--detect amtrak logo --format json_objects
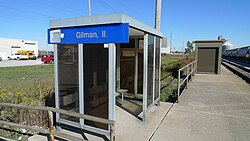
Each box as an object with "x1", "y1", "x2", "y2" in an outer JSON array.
[{"x1": 50, "y1": 29, "x2": 63, "y2": 43}]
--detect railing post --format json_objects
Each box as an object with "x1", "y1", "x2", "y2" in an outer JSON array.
[
  {"x1": 177, "y1": 70, "x2": 180, "y2": 103},
  {"x1": 48, "y1": 110, "x2": 54, "y2": 141},
  {"x1": 110, "y1": 123, "x2": 115, "y2": 141},
  {"x1": 186, "y1": 67, "x2": 188, "y2": 89}
]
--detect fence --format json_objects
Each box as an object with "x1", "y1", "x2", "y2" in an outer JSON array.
[
  {"x1": 177, "y1": 60, "x2": 196, "y2": 102},
  {"x1": 0, "y1": 102, "x2": 115, "y2": 141}
]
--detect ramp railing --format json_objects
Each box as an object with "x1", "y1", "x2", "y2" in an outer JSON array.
[
  {"x1": 0, "y1": 102, "x2": 115, "y2": 141},
  {"x1": 177, "y1": 60, "x2": 196, "y2": 102}
]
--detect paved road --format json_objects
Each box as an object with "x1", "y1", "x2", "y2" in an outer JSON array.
[
  {"x1": 151, "y1": 66, "x2": 250, "y2": 141},
  {"x1": 0, "y1": 59, "x2": 44, "y2": 67}
]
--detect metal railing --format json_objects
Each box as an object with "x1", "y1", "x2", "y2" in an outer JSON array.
[
  {"x1": 177, "y1": 60, "x2": 196, "y2": 103},
  {"x1": 0, "y1": 102, "x2": 115, "y2": 141}
]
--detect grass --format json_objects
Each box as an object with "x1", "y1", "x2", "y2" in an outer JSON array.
[
  {"x1": 0, "y1": 65, "x2": 54, "y2": 90},
  {"x1": 0, "y1": 64, "x2": 55, "y2": 140},
  {"x1": 160, "y1": 55, "x2": 195, "y2": 102},
  {"x1": 161, "y1": 56, "x2": 182, "y2": 65}
]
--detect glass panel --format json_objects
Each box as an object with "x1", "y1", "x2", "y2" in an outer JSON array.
[
  {"x1": 147, "y1": 35, "x2": 154, "y2": 107},
  {"x1": 118, "y1": 38, "x2": 143, "y2": 117},
  {"x1": 120, "y1": 38, "x2": 135, "y2": 93},
  {"x1": 138, "y1": 40, "x2": 144, "y2": 94},
  {"x1": 58, "y1": 44, "x2": 79, "y2": 122},
  {"x1": 154, "y1": 37, "x2": 160, "y2": 100},
  {"x1": 83, "y1": 44, "x2": 108, "y2": 130}
]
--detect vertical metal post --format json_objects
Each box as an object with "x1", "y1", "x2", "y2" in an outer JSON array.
[
  {"x1": 79, "y1": 44, "x2": 84, "y2": 128},
  {"x1": 110, "y1": 123, "x2": 115, "y2": 141},
  {"x1": 177, "y1": 70, "x2": 180, "y2": 103},
  {"x1": 186, "y1": 66, "x2": 188, "y2": 89},
  {"x1": 109, "y1": 43, "x2": 116, "y2": 121},
  {"x1": 193, "y1": 61, "x2": 195, "y2": 76},
  {"x1": 48, "y1": 110, "x2": 54, "y2": 141},
  {"x1": 54, "y1": 45, "x2": 59, "y2": 124},
  {"x1": 143, "y1": 34, "x2": 148, "y2": 121}
]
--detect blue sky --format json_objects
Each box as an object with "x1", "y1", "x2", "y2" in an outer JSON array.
[{"x1": 0, "y1": 0, "x2": 249, "y2": 51}]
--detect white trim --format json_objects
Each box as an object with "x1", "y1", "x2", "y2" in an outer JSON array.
[
  {"x1": 79, "y1": 44, "x2": 84, "y2": 127},
  {"x1": 54, "y1": 44, "x2": 59, "y2": 123},
  {"x1": 109, "y1": 43, "x2": 116, "y2": 121},
  {"x1": 142, "y1": 34, "x2": 148, "y2": 121}
]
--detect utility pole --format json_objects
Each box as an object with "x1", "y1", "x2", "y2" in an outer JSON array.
[
  {"x1": 88, "y1": 0, "x2": 91, "y2": 16},
  {"x1": 155, "y1": 0, "x2": 162, "y2": 30}
]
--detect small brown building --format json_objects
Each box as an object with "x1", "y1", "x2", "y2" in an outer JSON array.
[{"x1": 194, "y1": 40, "x2": 223, "y2": 74}]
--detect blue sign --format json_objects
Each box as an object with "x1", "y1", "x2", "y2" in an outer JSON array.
[{"x1": 48, "y1": 23, "x2": 129, "y2": 44}]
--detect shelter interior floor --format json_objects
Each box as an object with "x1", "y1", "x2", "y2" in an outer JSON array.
[{"x1": 116, "y1": 94, "x2": 143, "y2": 119}]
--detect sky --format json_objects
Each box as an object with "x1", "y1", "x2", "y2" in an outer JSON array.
[{"x1": 0, "y1": 0, "x2": 249, "y2": 51}]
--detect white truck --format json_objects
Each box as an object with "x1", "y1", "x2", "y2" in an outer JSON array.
[{"x1": 8, "y1": 53, "x2": 21, "y2": 60}]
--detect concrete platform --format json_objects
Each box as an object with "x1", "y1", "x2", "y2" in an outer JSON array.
[{"x1": 151, "y1": 65, "x2": 250, "y2": 141}]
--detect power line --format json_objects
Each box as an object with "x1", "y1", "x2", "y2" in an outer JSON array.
[
  {"x1": 0, "y1": 4, "x2": 56, "y2": 19},
  {"x1": 0, "y1": 14, "x2": 47, "y2": 24},
  {"x1": 94, "y1": 0, "x2": 118, "y2": 13},
  {"x1": 29, "y1": 0, "x2": 86, "y2": 16},
  {"x1": 116, "y1": 0, "x2": 153, "y2": 23},
  {"x1": 42, "y1": 0, "x2": 88, "y2": 15}
]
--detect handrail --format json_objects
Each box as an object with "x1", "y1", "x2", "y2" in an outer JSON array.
[
  {"x1": 0, "y1": 102, "x2": 115, "y2": 141},
  {"x1": 177, "y1": 60, "x2": 196, "y2": 103}
]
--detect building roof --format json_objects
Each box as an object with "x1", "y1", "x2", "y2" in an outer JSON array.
[
  {"x1": 50, "y1": 13, "x2": 163, "y2": 37},
  {"x1": 194, "y1": 40, "x2": 224, "y2": 43}
]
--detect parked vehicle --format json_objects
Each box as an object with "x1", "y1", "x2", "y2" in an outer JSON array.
[
  {"x1": 18, "y1": 50, "x2": 36, "y2": 60},
  {"x1": 8, "y1": 53, "x2": 21, "y2": 60},
  {"x1": 41, "y1": 54, "x2": 54, "y2": 63}
]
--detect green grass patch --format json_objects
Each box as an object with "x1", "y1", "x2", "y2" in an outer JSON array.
[
  {"x1": 0, "y1": 65, "x2": 54, "y2": 90},
  {"x1": 161, "y1": 56, "x2": 182, "y2": 65},
  {"x1": 160, "y1": 55, "x2": 195, "y2": 102}
]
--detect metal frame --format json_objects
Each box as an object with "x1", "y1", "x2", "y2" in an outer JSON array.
[
  {"x1": 79, "y1": 44, "x2": 84, "y2": 128},
  {"x1": 142, "y1": 34, "x2": 148, "y2": 121},
  {"x1": 55, "y1": 44, "x2": 81, "y2": 128},
  {"x1": 55, "y1": 43, "x2": 116, "y2": 137},
  {"x1": 108, "y1": 43, "x2": 116, "y2": 121},
  {"x1": 177, "y1": 60, "x2": 197, "y2": 103},
  {"x1": 54, "y1": 44, "x2": 59, "y2": 123}
]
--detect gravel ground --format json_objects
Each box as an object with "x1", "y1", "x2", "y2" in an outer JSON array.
[{"x1": 0, "y1": 59, "x2": 44, "y2": 68}]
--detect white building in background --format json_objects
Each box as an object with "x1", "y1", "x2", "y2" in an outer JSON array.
[
  {"x1": 0, "y1": 38, "x2": 38, "y2": 60},
  {"x1": 161, "y1": 37, "x2": 170, "y2": 54},
  {"x1": 161, "y1": 47, "x2": 170, "y2": 54}
]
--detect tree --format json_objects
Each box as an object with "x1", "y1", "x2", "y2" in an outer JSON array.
[{"x1": 185, "y1": 41, "x2": 194, "y2": 54}]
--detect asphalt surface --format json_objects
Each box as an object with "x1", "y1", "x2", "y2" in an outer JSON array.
[
  {"x1": 0, "y1": 59, "x2": 44, "y2": 67},
  {"x1": 151, "y1": 65, "x2": 250, "y2": 141}
]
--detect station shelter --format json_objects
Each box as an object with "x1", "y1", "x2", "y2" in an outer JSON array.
[{"x1": 48, "y1": 13, "x2": 163, "y2": 136}]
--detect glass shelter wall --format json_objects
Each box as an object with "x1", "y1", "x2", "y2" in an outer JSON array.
[
  {"x1": 147, "y1": 35, "x2": 154, "y2": 107},
  {"x1": 57, "y1": 44, "x2": 79, "y2": 122},
  {"x1": 154, "y1": 37, "x2": 160, "y2": 100},
  {"x1": 83, "y1": 44, "x2": 109, "y2": 130}
]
